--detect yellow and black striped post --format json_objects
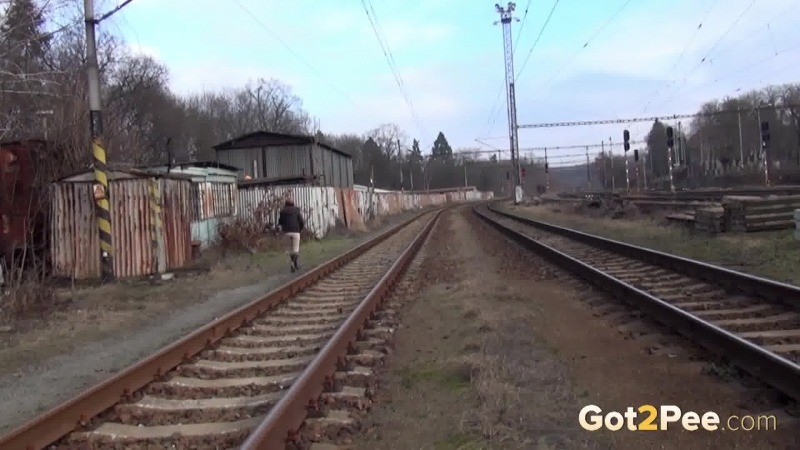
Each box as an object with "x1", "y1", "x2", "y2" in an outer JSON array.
[
  {"x1": 92, "y1": 138, "x2": 114, "y2": 281},
  {"x1": 85, "y1": 3, "x2": 114, "y2": 281}
]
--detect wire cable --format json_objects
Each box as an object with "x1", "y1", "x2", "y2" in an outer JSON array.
[
  {"x1": 515, "y1": 0, "x2": 560, "y2": 82},
  {"x1": 360, "y1": 0, "x2": 425, "y2": 136},
  {"x1": 234, "y1": 0, "x2": 363, "y2": 114}
]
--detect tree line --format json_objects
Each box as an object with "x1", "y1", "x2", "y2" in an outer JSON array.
[
  {"x1": 1, "y1": 0, "x2": 510, "y2": 194},
  {"x1": 587, "y1": 83, "x2": 800, "y2": 190}
]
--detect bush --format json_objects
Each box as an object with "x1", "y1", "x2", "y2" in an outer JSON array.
[
  {"x1": 218, "y1": 199, "x2": 283, "y2": 254},
  {"x1": 0, "y1": 278, "x2": 57, "y2": 321}
]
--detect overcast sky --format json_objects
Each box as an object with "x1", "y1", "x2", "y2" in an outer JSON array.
[{"x1": 110, "y1": 0, "x2": 800, "y2": 166}]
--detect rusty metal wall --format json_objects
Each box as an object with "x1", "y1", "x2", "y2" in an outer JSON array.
[
  {"x1": 50, "y1": 183, "x2": 99, "y2": 279},
  {"x1": 161, "y1": 179, "x2": 193, "y2": 270},
  {"x1": 50, "y1": 177, "x2": 193, "y2": 280},
  {"x1": 194, "y1": 182, "x2": 238, "y2": 221}
]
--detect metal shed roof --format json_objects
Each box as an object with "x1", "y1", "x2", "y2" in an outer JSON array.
[
  {"x1": 58, "y1": 168, "x2": 193, "y2": 183},
  {"x1": 237, "y1": 175, "x2": 318, "y2": 188},
  {"x1": 213, "y1": 131, "x2": 352, "y2": 159},
  {"x1": 143, "y1": 162, "x2": 239, "y2": 184}
]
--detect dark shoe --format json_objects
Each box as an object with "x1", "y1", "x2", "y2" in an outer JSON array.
[{"x1": 290, "y1": 254, "x2": 299, "y2": 272}]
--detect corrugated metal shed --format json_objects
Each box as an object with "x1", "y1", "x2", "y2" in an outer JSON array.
[
  {"x1": 213, "y1": 131, "x2": 354, "y2": 188},
  {"x1": 144, "y1": 162, "x2": 239, "y2": 249},
  {"x1": 50, "y1": 169, "x2": 193, "y2": 280}
]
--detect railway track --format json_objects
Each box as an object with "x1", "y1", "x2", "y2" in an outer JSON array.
[
  {"x1": 475, "y1": 203, "x2": 800, "y2": 402},
  {"x1": 0, "y1": 208, "x2": 442, "y2": 450}
]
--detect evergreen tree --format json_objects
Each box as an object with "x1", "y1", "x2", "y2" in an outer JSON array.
[
  {"x1": 645, "y1": 120, "x2": 669, "y2": 177},
  {"x1": 430, "y1": 131, "x2": 453, "y2": 159},
  {"x1": 0, "y1": 0, "x2": 50, "y2": 67}
]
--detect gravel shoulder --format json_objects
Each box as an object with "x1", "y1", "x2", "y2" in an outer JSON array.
[
  {"x1": 0, "y1": 208, "x2": 429, "y2": 435},
  {"x1": 353, "y1": 205, "x2": 799, "y2": 449}
]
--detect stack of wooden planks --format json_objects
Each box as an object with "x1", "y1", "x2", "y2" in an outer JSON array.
[
  {"x1": 794, "y1": 209, "x2": 800, "y2": 240},
  {"x1": 695, "y1": 206, "x2": 726, "y2": 234},
  {"x1": 722, "y1": 195, "x2": 800, "y2": 232}
]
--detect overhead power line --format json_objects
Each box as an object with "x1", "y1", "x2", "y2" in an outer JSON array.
[
  {"x1": 360, "y1": 0, "x2": 425, "y2": 136},
  {"x1": 512, "y1": 0, "x2": 532, "y2": 54},
  {"x1": 518, "y1": 103, "x2": 800, "y2": 129},
  {"x1": 234, "y1": 1, "x2": 364, "y2": 114},
  {"x1": 650, "y1": 0, "x2": 756, "y2": 111},
  {"x1": 525, "y1": 0, "x2": 635, "y2": 97},
  {"x1": 485, "y1": 0, "x2": 560, "y2": 136},
  {"x1": 637, "y1": 0, "x2": 720, "y2": 114},
  {"x1": 515, "y1": 0, "x2": 560, "y2": 82}
]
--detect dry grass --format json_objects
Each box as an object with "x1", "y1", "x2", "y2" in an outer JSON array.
[
  {"x1": 0, "y1": 279, "x2": 59, "y2": 322},
  {"x1": 0, "y1": 212, "x2": 409, "y2": 377},
  {"x1": 501, "y1": 203, "x2": 800, "y2": 285}
]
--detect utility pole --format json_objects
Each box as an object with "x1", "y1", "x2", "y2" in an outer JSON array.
[
  {"x1": 623, "y1": 130, "x2": 631, "y2": 194},
  {"x1": 761, "y1": 119, "x2": 771, "y2": 187},
  {"x1": 585, "y1": 146, "x2": 591, "y2": 190},
  {"x1": 666, "y1": 126, "x2": 676, "y2": 192},
  {"x1": 642, "y1": 153, "x2": 648, "y2": 190},
  {"x1": 601, "y1": 141, "x2": 608, "y2": 190},
  {"x1": 677, "y1": 121, "x2": 684, "y2": 166},
  {"x1": 397, "y1": 139, "x2": 403, "y2": 191},
  {"x1": 85, "y1": 0, "x2": 113, "y2": 282},
  {"x1": 544, "y1": 147, "x2": 550, "y2": 193},
  {"x1": 609, "y1": 137, "x2": 615, "y2": 192},
  {"x1": 464, "y1": 164, "x2": 468, "y2": 187},
  {"x1": 494, "y1": 2, "x2": 522, "y2": 204},
  {"x1": 756, "y1": 106, "x2": 763, "y2": 167},
  {"x1": 737, "y1": 111, "x2": 745, "y2": 168}
]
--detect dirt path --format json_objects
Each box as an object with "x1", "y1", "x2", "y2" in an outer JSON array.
[
  {"x1": 353, "y1": 206, "x2": 798, "y2": 449},
  {"x1": 0, "y1": 209, "x2": 427, "y2": 435}
]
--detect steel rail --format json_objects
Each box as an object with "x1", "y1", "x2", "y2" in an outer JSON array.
[
  {"x1": 0, "y1": 208, "x2": 435, "y2": 450},
  {"x1": 242, "y1": 207, "x2": 442, "y2": 449},
  {"x1": 486, "y1": 204, "x2": 800, "y2": 312},
  {"x1": 474, "y1": 204, "x2": 800, "y2": 401}
]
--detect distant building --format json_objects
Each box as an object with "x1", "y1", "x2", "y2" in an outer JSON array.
[{"x1": 213, "y1": 131, "x2": 354, "y2": 188}]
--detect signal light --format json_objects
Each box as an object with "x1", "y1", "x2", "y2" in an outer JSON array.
[
  {"x1": 634, "y1": 149, "x2": 639, "y2": 162},
  {"x1": 666, "y1": 126, "x2": 674, "y2": 148},
  {"x1": 506, "y1": 171, "x2": 509, "y2": 180},
  {"x1": 761, "y1": 121, "x2": 770, "y2": 148},
  {"x1": 623, "y1": 129, "x2": 630, "y2": 151},
  {"x1": 521, "y1": 167, "x2": 527, "y2": 177},
  {"x1": 545, "y1": 163, "x2": 549, "y2": 173}
]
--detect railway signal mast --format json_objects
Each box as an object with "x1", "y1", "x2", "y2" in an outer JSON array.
[
  {"x1": 494, "y1": 2, "x2": 522, "y2": 204},
  {"x1": 666, "y1": 126, "x2": 676, "y2": 192},
  {"x1": 623, "y1": 129, "x2": 631, "y2": 194}
]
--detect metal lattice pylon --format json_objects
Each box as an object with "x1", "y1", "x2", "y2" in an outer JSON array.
[{"x1": 495, "y1": 2, "x2": 521, "y2": 202}]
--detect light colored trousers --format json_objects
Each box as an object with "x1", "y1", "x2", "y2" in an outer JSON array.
[{"x1": 285, "y1": 232, "x2": 300, "y2": 253}]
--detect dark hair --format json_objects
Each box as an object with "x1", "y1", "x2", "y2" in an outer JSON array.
[{"x1": 285, "y1": 199, "x2": 294, "y2": 207}]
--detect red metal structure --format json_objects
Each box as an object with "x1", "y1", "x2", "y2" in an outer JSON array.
[{"x1": 0, "y1": 140, "x2": 48, "y2": 272}]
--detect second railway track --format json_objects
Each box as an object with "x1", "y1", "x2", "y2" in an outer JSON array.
[
  {"x1": 0, "y1": 208, "x2": 443, "y2": 450},
  {"x1": 476, "y1": 202, "x2": 800, "y2": 403}
]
